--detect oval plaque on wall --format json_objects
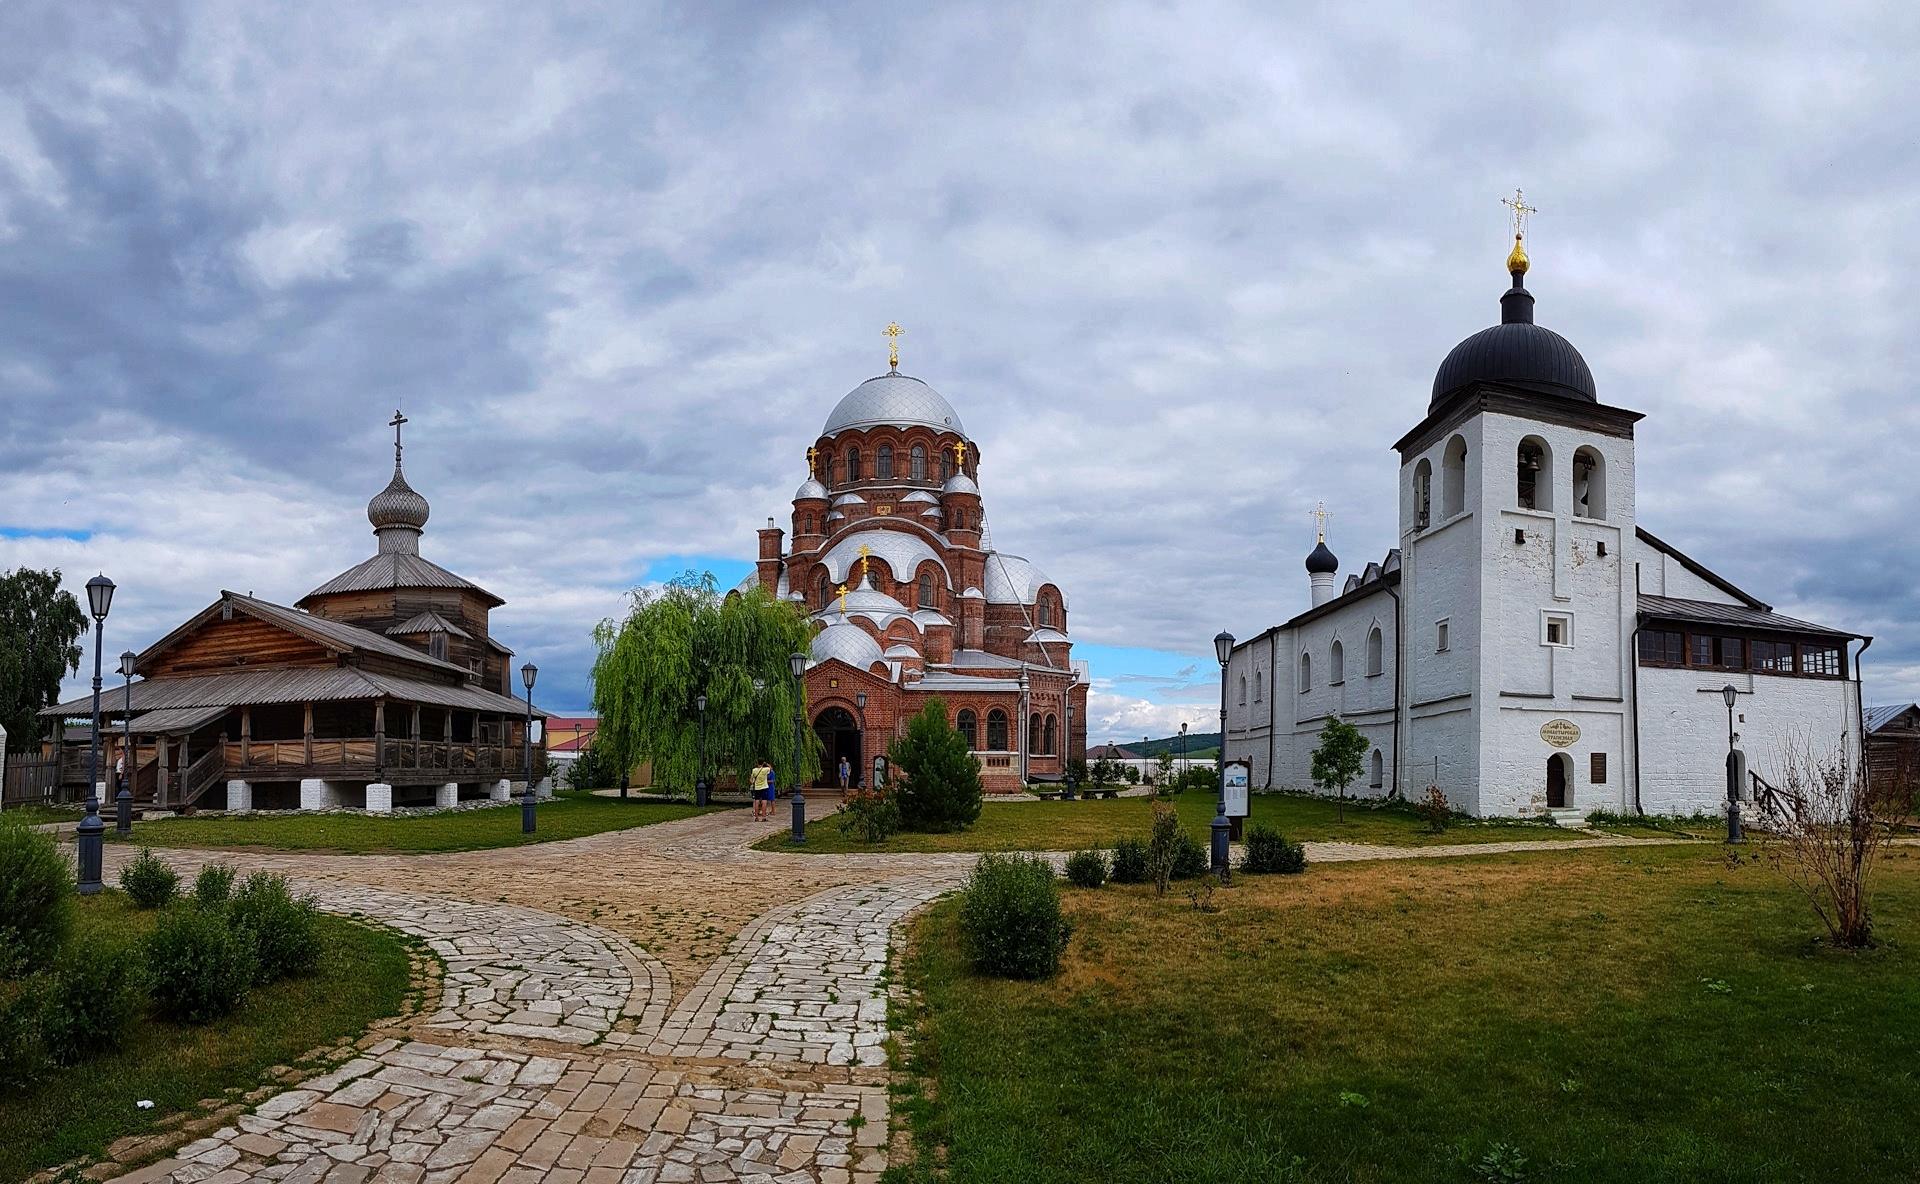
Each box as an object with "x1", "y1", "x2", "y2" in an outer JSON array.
[{"x1": 1540, "y1": 719, "x2": 1581, "y2": 748}]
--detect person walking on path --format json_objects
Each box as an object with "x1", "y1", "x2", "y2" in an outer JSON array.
[
  {"x1": 750, "y1": 760, "x2": 771, "y2": 820},
  {"x1": 837, "y1": 755, "x2": 851, "y2": 790}
]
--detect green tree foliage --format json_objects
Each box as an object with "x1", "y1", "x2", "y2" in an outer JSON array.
[
  {"x1": 889, "y1": 699, "x2": 983, "y2": 832},
  {"x1": 591, "y1": 573, "x2": 819, "y2": 794},
  {"x1": 0, "y1": 568, "x2": 86, "y2": 747},
  {"x1": 1311, "y1": 715, "x2": 1371, "y2": 821}
]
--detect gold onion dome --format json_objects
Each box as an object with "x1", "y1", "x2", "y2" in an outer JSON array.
[{"x1": 1506, "y1": 233, "x2": 1530, "y2": 276}]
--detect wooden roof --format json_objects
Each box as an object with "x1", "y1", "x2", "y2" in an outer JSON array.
[
  {"x1": 43, "y1": 665, "x2": 543, "y2": 720},
  {"x1": 298, "y1": 552, "x2": 504, "y2": 608},
  {"x1": 135, "y1": 592, "x2": 470, "y2": 680},
  {"x1": 386, "y1": 610, "x2": 472, "y2": 639}
]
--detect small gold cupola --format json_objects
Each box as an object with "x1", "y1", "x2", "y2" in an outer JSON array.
[{"x1": 1506, "y1": 233, "x2": 1530, "y2": 276}]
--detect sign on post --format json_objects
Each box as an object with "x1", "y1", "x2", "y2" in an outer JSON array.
[{"x1": 1223, "y1": 759, "x2": 1251, "y2": 841}]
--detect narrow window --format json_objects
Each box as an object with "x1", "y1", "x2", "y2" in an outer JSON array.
[
  {"x1": 1517, "y1": 437, "x2": 1552, "y2": 511},
  {"x1": 1369, "y1": 749, "x2": 1383, "y2": 788},
  {"x1": 1590, "y1": 753, "x2": 1608, "y2": 784},
  {"x1": 845, "y1": 447, "x2": 862, "y2": 483},
  {"x1": 429, "y1": 632, "x2": 448, "y2": 661},
  {"x1": 1044, "y1": 714, "x2": 1057, "y2": 754},
  {"x1": 1254, "y1": 671, "x2": 1264, "y2": 701},
  {"x1": 957, "y1": 709, "x2": 978, "y2": 749},
  {"x1": 1436, "y1": 620, "x2": 1450, "y2": 653},
  {"x1": 917, "y1": 572, "x2": 934, "y2": 609},
  {"x1": 1330, "y1": 640, "x2": 1345, "y2": 684},
  {"x1": 1238, "y1": 675, "x2": 1247, "y2": 704},
  {"x1": 941, "y1": 451, "x2": 953, "y2": 481},
  {"x1": 1366, "y1": 626, "x2": 1383, "y2": 676},
  {"x1": 865, "y1": 568, "x2": 882, "y2": 591},
  {"x1": 1414, "y1": 459, "x2": 1433, "y2": 529},
  {"x1": 1573, "y1": 446, "x2": 1606, "y2": 518},
  {"x1": 1299, "y1": 652, "x2": 1312, "y2": 692},
  {"x1": 816, "y1": 573, "x2": 830, "y2": 609},
  {"x1": 877, "y1": 444, "x2": 894, "y2": 480},
  {"x1": 987, "y1": 709, "x2": 1009, "y2": 751},
  {"x1": 1028, "y1": 713, "x2": 1042, "y2": 752},
  {"x1": 1441, "y1": 435, "x2": 1467, "y2": 518},
  {"x1": 1039, "y1": 600, "x2": 1053, "y2": 627},
  {"x1": 911, "y1": 444, "x2": 927, "y2": 482}
]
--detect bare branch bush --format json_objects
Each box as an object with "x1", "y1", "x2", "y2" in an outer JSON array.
[{"x1": 1754, "y1": 733, "x2": 1898, "y2": 949}]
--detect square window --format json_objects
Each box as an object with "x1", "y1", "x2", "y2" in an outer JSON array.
[
  {"x1": 1590, "y1": 753, "x2": 1607, "y2": 784},
  {"x1": 1543, "y1": 612, "x2": 1573, "y2": 648},
  {"x1": 1435, "y1": 620, "x2": 1450, "y2": 653}
]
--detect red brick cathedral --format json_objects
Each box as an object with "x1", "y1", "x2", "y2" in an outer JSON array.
[{"x1": 743, "y1": 331, "x2": 1087, "y2": 791}]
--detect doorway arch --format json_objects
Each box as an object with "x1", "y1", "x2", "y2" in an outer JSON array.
[
  {"x1": 814, "y1": 706, "x2": 861, "y2": 789},
  {"x1": 1546, "y1": 752, "x2": 1572, "y2": 809}
]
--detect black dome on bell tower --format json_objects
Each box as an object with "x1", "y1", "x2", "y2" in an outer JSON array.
[{"x1": 1429, "y1": 235, "x2": 1596, "y2": 412}]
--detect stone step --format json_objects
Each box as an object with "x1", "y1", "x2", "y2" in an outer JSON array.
[{"x1": 1547, "y1": 806, "x2": 1590, "y2": 829}]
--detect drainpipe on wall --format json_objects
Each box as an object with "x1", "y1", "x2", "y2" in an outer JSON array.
[
  {"x1": 1268, "y1": 629, "x2": 1279, "y2": 789},
  {"x1": 1386, "y1": 583, "x2": 1403, "y2": 800},
  {"x1": 1853, "y1": 636, "x2": 1874, "y2": 778},
  {"x1": 1629, "y1": 562, "x2": 1643, "y2": 816}
]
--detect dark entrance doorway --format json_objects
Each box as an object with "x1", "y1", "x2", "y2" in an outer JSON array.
[
  {"x1": 1546, "y1": 754, "x2": 1568, "y2": 808},
  {"x1": 814, "y1": 707, "x2": 861, "y2": 788}
]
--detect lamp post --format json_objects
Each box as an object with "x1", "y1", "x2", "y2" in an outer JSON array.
[
  {"x1": 117, "y1": 650, "x2": 136, "y2": 836},
  {"x1": 1017, "y1": 670, "x2": 1029, "y2": 787},
  {"x1": 521, "y1": 663, "x2": 538, "y2": 834},
  {"x1": 1063, "y1": 676, "x2": 1076, "y2": 799},
  {"x1": 75, "y1": 574, "x2": 114, "y2": 895},
  {"x1": 1722, "y1": 684, "x2": 1742, "y2": 844},
  {"x1": 695, "y1": 693, "x2": 709, "y2": 806},
  {"x1": 1180, "y1": 721, "x2": 1188, "y2": 786},
  {"x1": 1143, "y1": 735, "x2": 1149, "y2": 787},
  {"x1": 1212, "y1": 631, "x2": 1235, "y2": 881},
  {"x1": 855, "y1": 691, "x2": 867, "y2": 789},
  {"x1": 788, "y1": 652, "x2": 807, "y2": 844}
]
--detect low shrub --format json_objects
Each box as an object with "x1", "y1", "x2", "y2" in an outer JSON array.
[
  {"x1": 959, "y1": 853, "x2": 1072, "y2": 979},
  {"x1": 1416, "y1": 784, "x2": 1451, "y2": 834},
  {"x1": 121, "y1": 849, "x2": 180, "y2": 909},
  {"x1": 0, "y1": 816, "x2": 73, "y2": 978},
  {"x1": 41, "y1": 941, "x2": 143, "y2": 1065},
  {"x1": 0, "y1": 978, "x2": 48, "y2": 1089},
  {"x1": 145, "y1": 905, "x2": 256, "y2": 1023},
  {"x1": 835, "y1": 788, "x2": 902, "y2": 843},
  {"x1": 192, "y1": 863, "x2": 237, "y2": 910},
  {"x1": 1147, "y1": 803, "x2": 1183, "y2": 895},
  {"x1": 1064, "y1": 849, "x2": 1109, "y2": 889},
  {"x1": 1111, "y1": 837, "x2": 1149, "y2": 884},
  {"x1": 1241, "y1": 824, "x2": 1307, "y2": 875},
  {"x1": 1170, "y1": 831, "x2": 1209, "y2": 880},
  {"x1": 229, "y1": 873, "x2": 322, "y2": 983}
]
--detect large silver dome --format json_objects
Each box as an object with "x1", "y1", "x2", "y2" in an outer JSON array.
[
  {"x1": 808, "y1": 621, "x2": 885, "y2": 670},
  {"x1": 822, "y1": 373, "x2": 965, "y2": 438}
]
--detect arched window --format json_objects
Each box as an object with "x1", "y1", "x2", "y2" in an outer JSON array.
[
  {"x1": 1330, "y1": 640, "x2": 1345, "y2": 685},
  {"x1": 941, "y1": 451, "x2": 953, "y2": 481},
  {"x1": 1517, "y1": 436, "x2": 1552, "y2": 511},
  {"x1": 1366, "y1": 626, "x2": 1383, "y2": 677},
  {"x1": 917, "y1": 572, "x2": 934, "y2": 609},
  {"x1": 911, "y1": 444, "x2": 927, "y2": 482},
  {"x1": 816, "y1": 573, "x2": 830, "y2": 609},
  {"x1": 1254, "y1": 670, "x2": 1264, "y2": 701},
  {"x1": 845, "y1": 446, "x2": 862, "y2": 483},
  {"x1": 1299, "y1": 652, "x2": 1312, "y2": 692},
  {"x1": 1441, "y1": 435, "x2": 1467, "y2": 518},
  {"x1": 957, "y1": 709, "x2": 978, "y2": 750},
  {"x1": 1414, "y1": 458, "x2": 1433, "y2": 529},
  {"x1": 1238, "y1": 675, "x2": 1247, "y2": 704},
  {"x1": 1369, "y1": 749, "x2": 1384, "y2": 788},
  {"x1": 1573, "y1": 446, "x2": 1606, "y2": 518},
  {"x1": 865, "y1": 567, "x2": 882, "y2": 591},
  {"x1": 1028, "y1": 713, "x2": 1042, "y2": 752},
  {"x1": 1039, "y1": 599, "x2": 1053, "y2": 627},
  {"x1": 877, "y1": 444, "x2": 894, "y2": 480},
  {"x1": 1043, "y1": 714, "x2": 1057, "y2": 754},
  {"x1": 986, "y1": 709, "x2": 1010, "y2": 751}
]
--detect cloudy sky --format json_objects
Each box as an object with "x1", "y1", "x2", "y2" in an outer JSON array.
[{"x1": 3, "y1": 1, "x2": 1916, "y2": 741}]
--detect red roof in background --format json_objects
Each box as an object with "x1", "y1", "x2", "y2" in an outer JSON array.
[{"x1": 546, "y1": 717, "x2": 597, "y2": 753}]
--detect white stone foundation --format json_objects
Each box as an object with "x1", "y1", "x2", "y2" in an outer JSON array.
[
  {"x1": 299, "y1": 778, "x2": 339, "y2": 810},
  {"x1": 490, "y1": 778, "x2": 513, "y2": 802},
  {"x1": 365, "y1": 782, "x2": 393, "y2": 813},
  {"x1": 437, "y1": 782, "x2": 459, "y2": 808},
  {"x1": 536, "y1": 776, "x2": 554, "y2": 800},
  {"x1": 225, "y1": 779, "x2": 253, "y2": 812}
]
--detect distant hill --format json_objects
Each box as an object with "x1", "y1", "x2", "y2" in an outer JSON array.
[{"x1": 1098, "y1": 731, "x2": 1221, "y2": 759}]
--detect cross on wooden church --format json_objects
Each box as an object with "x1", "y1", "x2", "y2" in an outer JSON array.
[{"x1": 389, "y1": 409, "x2": 407, "y2": 465}]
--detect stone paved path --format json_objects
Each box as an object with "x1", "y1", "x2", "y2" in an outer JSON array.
[{"x1": 90, "y1": 807, "x2": 1683, "y2": 1184}]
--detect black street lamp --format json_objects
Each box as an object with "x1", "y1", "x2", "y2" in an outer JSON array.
[
  {"x1": 1063, "y1": 678, "x2": 1077, "y2": 799},
  {"x1": 1722, "y1": 684, "x2": 1742, "y2": 844},
  {"x1": 117, "y1": 650, "x2": 136, "y2": 836},
  {"x1": 75, "y1": 574, "x2": 115, "y2": 895},
  {"x1": 1212, "y1": 631, "x2": 1235, "y2": 881},
  {"x1": 855, "y1": 691, "x2": 867, "y2": 789},
  {"x1": 695, "y1": 692, "x2": 709, "y2": 806},
  {"x1": 789, "y1": 651, "x2": 807, "y2": 844},
  {"x1": 521, "y1": 663, "x2": 538, "y2": 834},
  {"x1": 1179, "y1": 721, "x2": 1188, "y2": 785}
]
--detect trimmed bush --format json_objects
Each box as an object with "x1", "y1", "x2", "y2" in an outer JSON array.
[
  {"x1": 959, "y1": 853, "x2": 1072, "y2": 979},
  {"x1": 192, "y1": 863, "x2": 237, "y2": 910},
  {"x1": 0, "y1": 816, "x2": 73, "y2": 978},
  {"x1": 145, "y1": 905, "x2": 256, "y2": 1023},
  {"x1": 0, "y1": 978, "x2": 48, "y2": 1089},
  {"x1": 41, "y1": 941, "x2": 143, "y2": 1065},
  {"x1": 1111, "y1": 837, "x2": 1149, "y2": 885},
  {"x1": 228, "y1": 873, "x2": 322, "y2": 983},
  {"x1": 120, "y1": 848, "x2": 179, "y2": 909},
  {"x1": 835, "y1": 788, "x2": 903, "y2": 843},
  {"x1": 1241, "y1": 824, "x2": 1307, "y2": 875},
  {"x1": 1064, "y1": 849, "x2": 1109, "y2": 889},
  {"x1": 1170, "y1": 831, "x2": 1209, "y2": 880}
]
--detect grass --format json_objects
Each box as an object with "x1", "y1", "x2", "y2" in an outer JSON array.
[
  {"x1": 756, "y1": 791, "x2": 1607, "y2": 854},
  {"x1": 106, "y1": 791, "x2": 721, "y2": 854},
  {"x1": 0, "y1": 892, "x2": 412, "y2": 1182},
  {"x1": 0, "y1": 804, "x2": 87, "y2": 824},
  {"x1": 888, "y1": 844, "x2": 1920, "y2": 1183}
]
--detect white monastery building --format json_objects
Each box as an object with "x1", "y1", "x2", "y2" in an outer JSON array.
[{"x1": 1223, "y1": 225, "x2": 1868, "y2": 819}]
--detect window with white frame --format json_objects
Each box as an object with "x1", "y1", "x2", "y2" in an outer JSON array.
[
  {"x1": 1435, "y1": 619, "x2": 1450, "y2": 653},
  {"x1": 1542, "y1": 611, "x2": 1573, "y2": 648}
]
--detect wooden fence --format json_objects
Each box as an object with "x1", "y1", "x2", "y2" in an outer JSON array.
[{"x1": 2, "y1": 753, "x2": 65, "y2": 809}]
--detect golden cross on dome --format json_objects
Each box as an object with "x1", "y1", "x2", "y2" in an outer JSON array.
[
  {"x1": 1311, "y1": 500, "x2": 1330, "y2": 543},
  {"x1": 388, "y1": 409, "x2": 408, "y2": 466},
  {"x1": 1502, "y1": 188, "x2": 1537, "y2": 240},
  {"x1": 836, "y1": 583, "x2": 849, "y2": 615},
  {"x1": 857, "y1": 543, "x2": 871, "y2": 580},
  {"x1": 951, "y1": 439, "x2": 967, "y2": 467},
  {"x1": 806, "y1": 445, "x2": 820, "y2": 475},
  {"x1": 884, "y1": 321, "x2": 904, "y2": 371}
]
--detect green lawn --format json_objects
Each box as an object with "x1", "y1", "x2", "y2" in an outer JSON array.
[
  {"x1": 107, "y1": 792, "x2": 721, "y2": 854},
  {"x1": 0, "y1": 893, "x2": 412, "y2": 1182},
  {"x1": 889, "y1": 844, "x2": 1920, "y2": 1183},
  {"x1": 757, "y1": 791, "x2": 1606, "y2": 854},
  {"x1": 0, "y1": 804, "x2": 86, "y2": 825}
]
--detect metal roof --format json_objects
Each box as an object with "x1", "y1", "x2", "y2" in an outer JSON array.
[
  {"x1": 821, "y1": 373, "x2": 965, "y2": 438},
  {"x1": 912, "y1": 675, "x2": 1020, "y2": 692},
  {"x1": 43, "y1": 665, "x2": 542, "y2": 719},
  {"x1": 300, "y1": 551, "x2": 503, "y2": 607},
  {"x1": 983, "y1": 553, "x2": 1058, "y2": 607},
  {"x1": 807, "y1": 622, "x2": 885, "y2": 670},
  {"x1": 819, "y1": 530, "x2": 949, "y2": 584},
  {"x1": 1865, "y1": 704, "x2": 1919, "y2": 733},
  {"x1": 1636, "y1": 594, "x2": 1859, "y2": 639}
]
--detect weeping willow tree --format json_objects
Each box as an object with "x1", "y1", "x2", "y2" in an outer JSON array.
[{"x1": 590, "y1": 572, "x2": 820, "y2": 794}]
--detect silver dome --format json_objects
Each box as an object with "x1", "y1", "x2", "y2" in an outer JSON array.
[
  {"x1": 829, "y1": 587, "x2": 913, "y2": 629},
  {"x1": 822, "y1": 373, "x2": 965, "y2": 438},
  {"x1": 832, "y1": 492, "x2": 866, "y2": 507},
  {"x1": 808, "y1": 621, "x2": 885, "y2": 670},
  {"x1": 983, "y1": 553, "x2": 1061, "y2": 607},
  {"x1": 901, "y1": 490, "x2": 939, "y2": 504},
  {"x1": 368, "y1": 464, "x2": 430, "y2": 554},
  {"x1": 795, "y1": 477, "x2": 829, "y2": 500},
  {"x1": 942, "y1": 472, "x2": 979, "y2": 496},
  {"x1": 820, "y1": 530, "x2": 949, "y2": 583}
]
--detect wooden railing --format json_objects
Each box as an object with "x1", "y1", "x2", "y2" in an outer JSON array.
[
  {"x1": 180, "y1": 747, "x2": 227, "y2": 811},
  {"x1": 222, "y1": 739, "x2": 524, "y2": 779}
]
